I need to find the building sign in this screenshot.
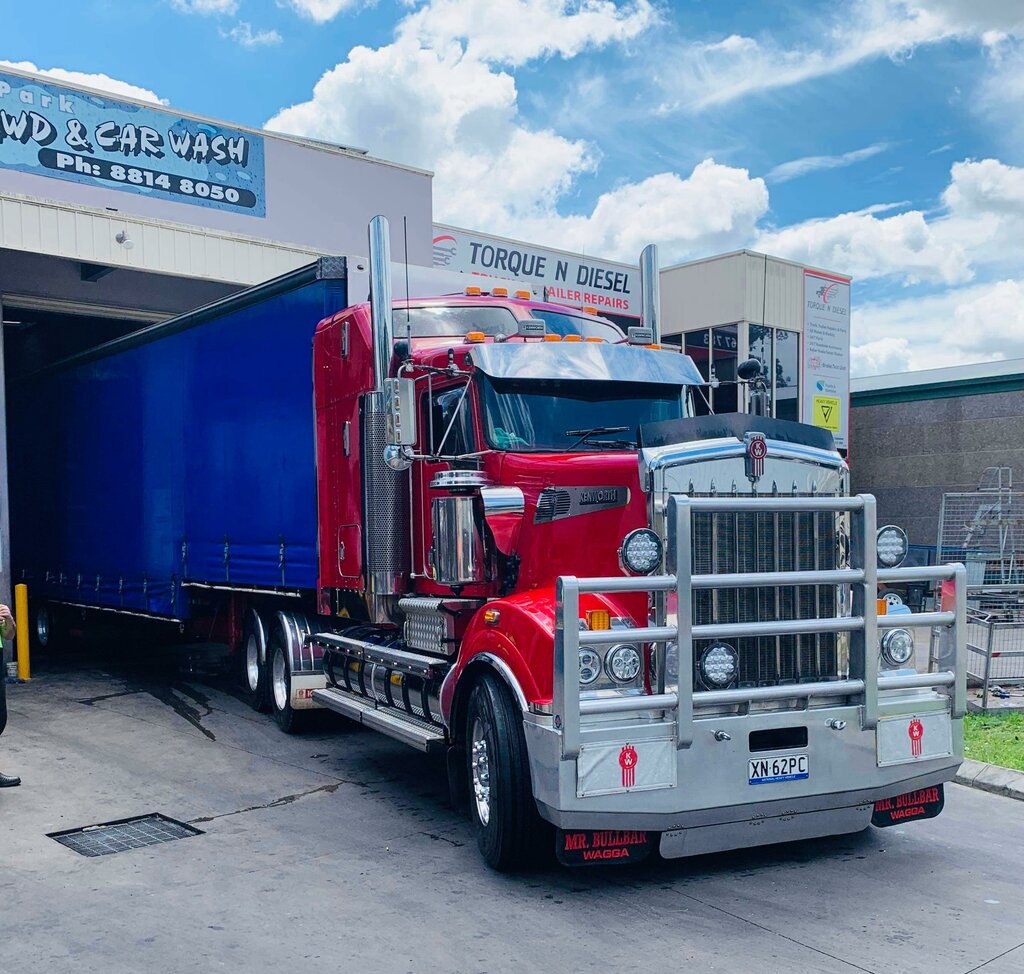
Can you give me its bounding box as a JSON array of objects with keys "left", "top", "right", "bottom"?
[
  {"left": 0, "top": 71, "right": 266, "bottom": 216},
  {"left": 432, "top": 225, "right": 639, "bottom": 317},
  {"left": 801, "top": 270, "right": 851, "bottom": 449}
]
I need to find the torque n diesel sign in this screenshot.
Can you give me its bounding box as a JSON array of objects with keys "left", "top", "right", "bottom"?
[
  {"left": 0, "top": 70, "right": 266, "bottom": 216},
  {"left": 432, "top": 224, "right": 639, "bottom": 317}
]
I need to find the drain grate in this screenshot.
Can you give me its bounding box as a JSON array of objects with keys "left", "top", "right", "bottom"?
[{"left": 49, "top": 814, "right": 203, "bottom": 857}]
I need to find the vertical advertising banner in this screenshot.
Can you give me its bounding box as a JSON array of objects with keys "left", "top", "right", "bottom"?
[
  {"left": 801, "top": 271, "right": 851, "bottom": 450},
  {"left": 0, "top": 70, "right": 266, "bottom": 216}
]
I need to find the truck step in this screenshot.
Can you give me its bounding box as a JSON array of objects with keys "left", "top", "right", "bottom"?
[{"left": 312, "top": 686, "right": 446, "bottom": 753}]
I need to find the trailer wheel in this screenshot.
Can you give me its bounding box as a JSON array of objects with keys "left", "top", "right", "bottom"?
[
  {"left": 465, "top": 673, "right": 546, "bottom": 871},
  {"left": 268, "top": 624, "right": 310, "bottom": 734},
  {"left": 241, "top": 610, "right": 270, "bottom": 713}
]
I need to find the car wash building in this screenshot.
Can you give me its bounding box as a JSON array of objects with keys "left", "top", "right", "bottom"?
[
  {"left": 0, "top": 65, "right": 854, "bottom": 634},
  {"left": 0, "top": 65, "right": 434, "bottom": 612}
]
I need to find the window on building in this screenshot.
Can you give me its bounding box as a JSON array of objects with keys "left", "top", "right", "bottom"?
[{"left": 774, "top": 328, "right": 800, "bottom": 422}]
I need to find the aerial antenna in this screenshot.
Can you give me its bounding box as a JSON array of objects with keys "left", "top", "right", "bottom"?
[
  {"left": 403, "top": 216, "right": 412, "bottom": 344},
  {"left": 761, "top": 252, "right": 768, "bottom": 339}
]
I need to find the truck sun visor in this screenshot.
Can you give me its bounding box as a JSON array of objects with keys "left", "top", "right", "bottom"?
[{"left": 466, "top": 342, "right": 704, "bottom": 385}]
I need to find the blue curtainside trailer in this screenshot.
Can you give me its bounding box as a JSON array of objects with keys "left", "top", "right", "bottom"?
[{"left": 11, "top": 257, "right": 350, "bottom": 620}]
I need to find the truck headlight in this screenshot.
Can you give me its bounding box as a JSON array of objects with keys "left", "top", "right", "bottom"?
[
  {"left": 880, "top": 628, "right": 914, "bottom": 668},
  {"left": 605, "top": 644, "right": 642, "bottom": 683},
  {"left": 620, "top": 528, "right": 662, "bottom": 575},
  {"left": 877, "top": 525, "right": 908, "bottom": 569},
  {"left": 700, "top": 642, "right": 737, "bottom": 688},
  {"left": 579, "top": 649, "right": 602, "bottom": 686}
]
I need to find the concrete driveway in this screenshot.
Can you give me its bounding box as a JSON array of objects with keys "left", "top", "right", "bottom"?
[{"left": 2, "top": 655, "right": 1022, "bottom": 974}]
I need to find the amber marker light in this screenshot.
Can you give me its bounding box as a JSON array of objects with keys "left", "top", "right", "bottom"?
[
  {"left": 586, "top": 609, "right": 611, "bottom": 631},
  {"left": 563, "top": 334, "right": 583, "bottom": 342},
  {"left": 465, "top": 331, "right": 486, "bottom": 343},
  {"left": 514, "top": 289, "right": 531, "bottom": 299},
  {"left": 543, "top": 334, "right": 562, "bottom": 342},
  {"left": 464, "top": 286, "right": 482, "bottom": 296},
  {"left": 492, "top": 286, "right": 509, "bottom": 297}
]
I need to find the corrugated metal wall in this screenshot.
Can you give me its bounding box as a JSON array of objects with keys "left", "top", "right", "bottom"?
[{"left": 0, "top": 192, "right": 318, "bottom": 285}]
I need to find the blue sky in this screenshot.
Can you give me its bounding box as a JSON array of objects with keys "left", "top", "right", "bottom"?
[{"left": 4, "top": 0, "right": 1024, "bottom": 374}]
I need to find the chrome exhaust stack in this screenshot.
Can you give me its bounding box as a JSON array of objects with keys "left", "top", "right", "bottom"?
[
  {"left": 639, "top": 244, "right": 661, "bottom": 344},
  {"left": 364, "top": 215, "right": 409, "bottom": 623},
  {"left": 369, "top": 214, "right": 395, "bottom": 390}
]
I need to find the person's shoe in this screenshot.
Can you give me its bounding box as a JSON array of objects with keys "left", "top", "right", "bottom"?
[{"left": 0, "top": 772, "right": 20, "bottom": 787}]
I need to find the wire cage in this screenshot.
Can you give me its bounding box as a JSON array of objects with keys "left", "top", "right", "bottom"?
[{"left": 937, "top": 468, "right": 1024, "bottom": 588}]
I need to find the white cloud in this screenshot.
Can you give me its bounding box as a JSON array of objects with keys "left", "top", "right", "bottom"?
[
  {"left": 268, "top": 0, "right": 766, "bottom": 262},
  {"left": 854, "top": 278, "right": 1024, "bottom": 373},
  {"left": 220, "top": 21, "right": 283, "bottom": 47},
  {"left": 757, "top": 206, "right": 971, "bottom": 286},
  {"left": 655, "top": 0, "right": 1024, "bottom": 116},
  {"left": 0, "top": 61, "right": 166, "bottom": 105},
  {"left": 171, "top": 0, "right": 238, "bottom": 13},
  {"left": 284, "top": 0, "right": 358, "bottom": 23},
  {"left": 402, "top": 0, "right": 655, "bottom": 67},
  {"left": 513, "top": 161, "right": 768, "bottom": 262},
  {"left": 767, "top": 143, "right": 891, "bottom": 184},
  {"left": 851, "top": 337, "right": 913, "bottom": 376}
]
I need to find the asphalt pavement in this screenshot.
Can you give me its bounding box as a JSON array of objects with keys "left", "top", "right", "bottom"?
[{"left": 2, "top": 652, "right": 1023, "bottom": 974}]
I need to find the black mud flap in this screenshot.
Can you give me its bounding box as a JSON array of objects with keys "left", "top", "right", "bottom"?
[
  {"left": 871, "top": 784, "right": 945, "bottom": 828},
  {"left": 555, "top": 829, "right": 657, "bottom": 866}
]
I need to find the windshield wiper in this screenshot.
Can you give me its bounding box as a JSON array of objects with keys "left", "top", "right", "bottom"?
[{"left": 564, "top": 426, "right": 629, "bottom": 451}]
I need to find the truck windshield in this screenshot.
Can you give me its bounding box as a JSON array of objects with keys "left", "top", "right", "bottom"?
[
  {"left": 479, "top": 376, "right": 684, "bottom": 451},
  {"left": 528, "top": 310, "right": 622, "bottom": 342}
]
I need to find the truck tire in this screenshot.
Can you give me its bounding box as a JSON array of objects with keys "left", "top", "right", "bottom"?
[
  {"left": 268, "top": 622, "right": 310, "bottom": 734},
  {"left": 465, "top": 673, "right": 546, "bottom": 871},
  {"left": 30, "top": 600, "right": 60, "bottom": 652},
  {"left": 241, "top": 609, "right": 270, "bottom": 713}
]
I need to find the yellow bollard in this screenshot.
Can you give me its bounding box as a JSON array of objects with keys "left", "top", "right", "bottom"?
[{"left": 15, "top": 583, "right": 29, "bottom": 681}]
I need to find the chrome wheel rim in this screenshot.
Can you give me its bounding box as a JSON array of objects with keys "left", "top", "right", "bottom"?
[
  {"left": 245, "top": 634, "right": 260, "bottom": 693},
  {"left": 272, "top": 647, "right": 288, "bottom": 712},
  {"left": 36, "top": 606, "right": 49, "bottom": 647},
  {"left": 470, "top": 718, "right": 491, "bottom": 826}
]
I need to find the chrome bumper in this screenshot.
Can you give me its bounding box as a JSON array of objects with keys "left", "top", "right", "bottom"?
[{"left": 539, "top": 493, "right": 967, "bottom": 847}]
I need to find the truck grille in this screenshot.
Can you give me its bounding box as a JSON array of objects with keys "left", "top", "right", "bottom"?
[{"left": 691, "top": 501, "right": 844, "bottom": 688}]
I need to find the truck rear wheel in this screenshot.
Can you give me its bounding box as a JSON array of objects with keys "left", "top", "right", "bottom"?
[
  {"left": 268, "top": 624, "right": 310, "bottom": 734},
  {"left": 465, "top": 674, "right": 547, "bottom": 871},
  {"left": 241, "top": 609, "right": 270, "bottom": 713}
]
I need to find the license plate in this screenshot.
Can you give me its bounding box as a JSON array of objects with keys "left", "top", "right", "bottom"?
[{"left": 749, "top": 753, "right": 808, "bottom": 785}]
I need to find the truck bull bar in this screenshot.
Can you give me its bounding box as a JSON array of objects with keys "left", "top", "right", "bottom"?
[{"left": 553, "top": 494, "right": 967, "bottom": 760}]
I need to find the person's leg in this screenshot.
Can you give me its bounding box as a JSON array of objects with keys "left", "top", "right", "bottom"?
[{"left": 0, "top": 665, "right": 20, "bottom": 787}]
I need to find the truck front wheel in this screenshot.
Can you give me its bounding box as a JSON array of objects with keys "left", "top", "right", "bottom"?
[
  {"left": 268, "top": 625, "right": 309, "bottom": 734},
  {"left": 465, "top": 674, "right": 546, "bottom": 871}
]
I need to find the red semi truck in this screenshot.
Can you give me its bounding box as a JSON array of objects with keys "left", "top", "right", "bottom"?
[{"left": 18, "top": 217, "right": 967, "bottom": 870}]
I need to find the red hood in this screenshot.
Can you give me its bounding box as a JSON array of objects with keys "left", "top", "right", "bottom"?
[{"left": 485, "top": 451, "right": 647, "bottom": 592}]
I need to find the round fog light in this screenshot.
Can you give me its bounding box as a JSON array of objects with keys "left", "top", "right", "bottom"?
[
  {"left": 605, "top": 644, "right": 642, "bottom": 683},
  {"left": 877, "top": 524, "right": 909, "bottom": 569},
  {"left": 579, "top": 649, "right": 602, "bottom": 686},
  {"left": 700, "top": 642, "right": 737, "bottom": 688},
  {"left": 621, "top": 528, "right": 662, "bottom": 575},
  {"left": 880, "top": 628, "right": 914, "bottom": 668}
]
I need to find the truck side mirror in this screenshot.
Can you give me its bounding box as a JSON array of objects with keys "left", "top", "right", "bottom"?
[
  {"left": 737, "top": 357, "right": 765, "bottom": 381},
  {"left": 383, "top": 377, "right": 417, "bottom": 447}
]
